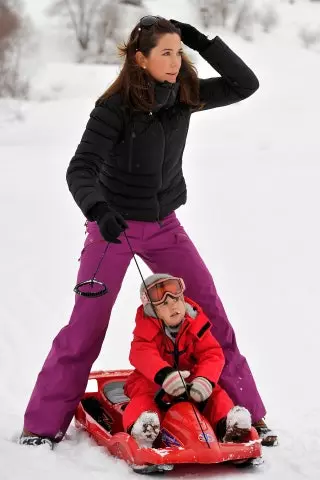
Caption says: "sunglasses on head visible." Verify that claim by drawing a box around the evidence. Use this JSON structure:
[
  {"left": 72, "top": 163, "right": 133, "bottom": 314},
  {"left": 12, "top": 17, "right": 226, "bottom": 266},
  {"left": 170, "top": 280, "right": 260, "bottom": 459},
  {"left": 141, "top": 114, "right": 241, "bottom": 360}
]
[
  {"left": 136, "top": 15, "right": 165, "bottom": 51},
  {"left": 139, "top": 15, "right": 164, "bottom": 28},
  {"left": 141, "top": 277, "right": 186, "bottom": 307}
]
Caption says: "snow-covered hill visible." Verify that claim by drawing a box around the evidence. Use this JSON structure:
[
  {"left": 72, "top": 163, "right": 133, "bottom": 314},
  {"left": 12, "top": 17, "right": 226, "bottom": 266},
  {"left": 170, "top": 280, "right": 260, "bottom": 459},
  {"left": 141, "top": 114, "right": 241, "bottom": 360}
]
[{"left": 1, "top": 1, "right": 320, "bottom": 479}]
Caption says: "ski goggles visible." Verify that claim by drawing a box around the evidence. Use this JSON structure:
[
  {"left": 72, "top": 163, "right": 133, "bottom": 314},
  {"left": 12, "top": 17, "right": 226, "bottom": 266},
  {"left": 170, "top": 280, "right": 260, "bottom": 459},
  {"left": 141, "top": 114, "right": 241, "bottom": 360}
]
[{"left": 141, "top": 277, "right": 186, "bottom": 306}]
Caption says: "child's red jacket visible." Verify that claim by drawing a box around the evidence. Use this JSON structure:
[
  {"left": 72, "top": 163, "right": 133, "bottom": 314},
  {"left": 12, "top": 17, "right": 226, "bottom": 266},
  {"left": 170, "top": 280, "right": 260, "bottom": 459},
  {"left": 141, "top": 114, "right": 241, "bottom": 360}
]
[{"left": 124, "top": 297, "right": 225, "bottom": 398}]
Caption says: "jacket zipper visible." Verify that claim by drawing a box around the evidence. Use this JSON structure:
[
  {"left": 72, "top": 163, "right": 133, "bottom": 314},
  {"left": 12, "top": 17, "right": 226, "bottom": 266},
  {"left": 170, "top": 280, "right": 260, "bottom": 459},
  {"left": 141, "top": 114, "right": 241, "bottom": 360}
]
[
  {"left": 128, "top": 111, "right": 166, "bottom": 222},
  {"left": 168, "top": 322, "right": 190, "bottom": 369},
  {"left": 128, "top": 128, "right": 136, "bottom": 173},
  {"left": 157, "top": 114, "right": 166, "bottom": 223}
]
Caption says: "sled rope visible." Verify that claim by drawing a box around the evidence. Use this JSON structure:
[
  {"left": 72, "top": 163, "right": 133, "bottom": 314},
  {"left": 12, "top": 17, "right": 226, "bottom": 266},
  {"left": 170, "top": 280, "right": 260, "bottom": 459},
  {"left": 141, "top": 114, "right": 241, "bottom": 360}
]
[
  {"left": 123, "top": 231, "right": 212, "bottom": 449},
  {"left": 73, "top": 242, "right": 110, "bottom": 297},
  {"left": 92, "top": 242, "right": 110, "bottom": 279}
]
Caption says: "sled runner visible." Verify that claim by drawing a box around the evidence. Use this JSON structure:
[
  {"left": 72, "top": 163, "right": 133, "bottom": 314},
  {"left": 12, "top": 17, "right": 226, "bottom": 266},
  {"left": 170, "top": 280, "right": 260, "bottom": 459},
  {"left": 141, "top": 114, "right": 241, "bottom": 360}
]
[{"left": 74, "top": 369, "right": 262, "bottom": 474}]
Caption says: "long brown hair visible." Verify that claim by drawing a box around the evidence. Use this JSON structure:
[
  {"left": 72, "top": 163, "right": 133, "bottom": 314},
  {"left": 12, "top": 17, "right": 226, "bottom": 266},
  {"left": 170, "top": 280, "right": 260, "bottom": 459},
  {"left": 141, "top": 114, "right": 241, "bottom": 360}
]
[{"left": 97, "top": 17, "right": 201, "bottom": 111}]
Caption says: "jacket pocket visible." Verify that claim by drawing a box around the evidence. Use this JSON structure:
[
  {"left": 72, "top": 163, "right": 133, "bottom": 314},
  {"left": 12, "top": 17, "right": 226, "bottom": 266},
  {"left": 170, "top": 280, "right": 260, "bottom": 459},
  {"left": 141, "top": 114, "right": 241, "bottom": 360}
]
[{"left": 77, "top": 226, "right": 105, "bottom": 261}]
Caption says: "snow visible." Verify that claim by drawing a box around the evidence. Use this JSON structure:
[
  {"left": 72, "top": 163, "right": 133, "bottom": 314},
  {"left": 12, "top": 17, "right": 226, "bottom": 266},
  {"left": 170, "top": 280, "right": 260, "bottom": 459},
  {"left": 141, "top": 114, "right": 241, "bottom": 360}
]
[{"left": 1, "top": 0, "right": 320, "bottom": 479}]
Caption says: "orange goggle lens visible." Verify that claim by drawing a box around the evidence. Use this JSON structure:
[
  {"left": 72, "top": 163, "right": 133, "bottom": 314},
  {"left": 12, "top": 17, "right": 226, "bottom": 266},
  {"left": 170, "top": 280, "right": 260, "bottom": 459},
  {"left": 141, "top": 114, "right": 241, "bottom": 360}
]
[{"left": 142, "top": 278, "right": 185, "bottom": 306}]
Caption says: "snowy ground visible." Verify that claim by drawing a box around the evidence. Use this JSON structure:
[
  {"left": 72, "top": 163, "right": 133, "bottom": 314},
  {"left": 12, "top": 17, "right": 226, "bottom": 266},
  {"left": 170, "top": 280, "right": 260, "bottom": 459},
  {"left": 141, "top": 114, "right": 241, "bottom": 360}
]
[{"left": 1, "top": 1, "right": 320, "bottom": 479}]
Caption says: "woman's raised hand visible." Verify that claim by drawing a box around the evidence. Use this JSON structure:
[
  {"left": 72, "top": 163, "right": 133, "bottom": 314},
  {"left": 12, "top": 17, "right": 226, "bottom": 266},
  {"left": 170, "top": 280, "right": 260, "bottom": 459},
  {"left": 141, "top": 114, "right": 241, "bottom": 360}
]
[{"left": 170, "top": 19, "right": 211, "bottom": 53}]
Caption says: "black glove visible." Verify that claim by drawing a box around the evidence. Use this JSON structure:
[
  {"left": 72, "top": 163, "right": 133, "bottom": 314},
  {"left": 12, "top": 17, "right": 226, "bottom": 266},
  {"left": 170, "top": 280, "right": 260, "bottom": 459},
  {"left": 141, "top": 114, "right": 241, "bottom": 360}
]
[
  {"left": 170, "top": 19, "right": 211, "bottom": 53},
  {"left": 88, "top": 203, "right": 128, "bottom": 244}
]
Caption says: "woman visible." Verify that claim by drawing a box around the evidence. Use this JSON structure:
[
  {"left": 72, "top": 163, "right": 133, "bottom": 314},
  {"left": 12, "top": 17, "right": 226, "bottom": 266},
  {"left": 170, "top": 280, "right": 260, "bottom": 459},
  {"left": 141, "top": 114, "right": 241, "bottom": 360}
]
[{"left": 20, "top": 16, "right": 276, "bottom": 449}]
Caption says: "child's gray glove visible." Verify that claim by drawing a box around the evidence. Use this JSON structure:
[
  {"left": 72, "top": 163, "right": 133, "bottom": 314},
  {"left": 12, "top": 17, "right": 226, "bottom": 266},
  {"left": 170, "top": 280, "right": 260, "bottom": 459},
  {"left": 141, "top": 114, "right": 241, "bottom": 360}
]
[
  {"left": 190, "top": 377, "right": 213, "bottom": 402},
  {"left": 162, "top": 370, "right": 190, "bottom": 396}
]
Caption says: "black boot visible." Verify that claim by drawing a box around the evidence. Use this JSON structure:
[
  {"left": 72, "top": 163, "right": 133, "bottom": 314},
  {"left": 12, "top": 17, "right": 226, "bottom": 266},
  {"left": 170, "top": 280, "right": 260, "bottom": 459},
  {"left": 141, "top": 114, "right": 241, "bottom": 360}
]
[
  {"left": 253, "top": 418, "right": 278, "bottom": 446},
  {"left": 19, "top": 432, "right": 54, "bottom": 450}
]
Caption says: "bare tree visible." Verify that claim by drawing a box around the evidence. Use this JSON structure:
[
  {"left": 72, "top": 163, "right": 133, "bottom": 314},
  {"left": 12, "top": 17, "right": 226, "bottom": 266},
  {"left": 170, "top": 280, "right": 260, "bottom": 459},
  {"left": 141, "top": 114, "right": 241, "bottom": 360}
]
[
  {"left": 0, "top": 2, "right": 19, "bottom": 42},
  {"left": 233, "top": 0, "right": 254, "bottom": 38},
  {"left": 47, "top": 0, "right": 107, "bottom": 51},
  {"left": 96, "top": 2, "right": 119, "bottom": 55},
  {"left": 0, "top": 0, "right": 30, "bottom": 97},
  {"left": 199, "top": 6, "right": 212, "bottom": 29},
  {"left": 299, "top": 25, "right": 320, "bottom": 49},
  {"left": 256, "top": 4, "right": 278, "bottom": 34},
  {"left": 218, "top": 0, "right": 235, "bottom": 27},
  {"left": 196, "top": 0, "right": 237, "bottom": 29},
  {"left": 119, "top": 0, "right": 142, "bottom": 4}
]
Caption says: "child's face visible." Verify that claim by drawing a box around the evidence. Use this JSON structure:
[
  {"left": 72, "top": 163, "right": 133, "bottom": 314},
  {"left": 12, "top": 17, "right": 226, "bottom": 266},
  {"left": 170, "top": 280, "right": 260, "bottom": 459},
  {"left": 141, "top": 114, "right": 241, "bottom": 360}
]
[{"left": 154, "top": 295, "right": 186, "bottom": 327}]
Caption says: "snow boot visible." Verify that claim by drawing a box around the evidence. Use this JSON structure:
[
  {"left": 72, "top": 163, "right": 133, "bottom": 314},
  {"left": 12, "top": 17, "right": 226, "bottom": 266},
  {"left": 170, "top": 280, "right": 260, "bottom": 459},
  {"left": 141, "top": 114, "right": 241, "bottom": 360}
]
[
  {"left": 253, "top": 418, "right": 278, "bottom": 446},
  {"left": 19, "top": 430, "right": 54, "bottom": 449},
  {"left": 223, "top": 406, "right": 252, "bottom": 443},
  {"left": 131, "top": 411, "right": 160, "bottom": 448}
]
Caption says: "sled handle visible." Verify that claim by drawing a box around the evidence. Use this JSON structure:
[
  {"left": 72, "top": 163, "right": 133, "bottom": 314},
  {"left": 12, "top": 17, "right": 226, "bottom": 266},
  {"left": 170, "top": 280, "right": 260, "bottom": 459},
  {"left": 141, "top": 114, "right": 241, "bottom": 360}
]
[{"left": 73, "top": 279, "right": 108, "bottom": 298}]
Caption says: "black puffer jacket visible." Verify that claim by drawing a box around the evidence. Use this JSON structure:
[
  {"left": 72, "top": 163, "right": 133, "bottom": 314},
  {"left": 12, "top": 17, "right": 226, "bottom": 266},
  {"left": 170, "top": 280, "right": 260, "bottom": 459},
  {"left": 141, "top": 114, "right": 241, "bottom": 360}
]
[{"left": 66, "top": 36, "right": 259, "bottom": 222}]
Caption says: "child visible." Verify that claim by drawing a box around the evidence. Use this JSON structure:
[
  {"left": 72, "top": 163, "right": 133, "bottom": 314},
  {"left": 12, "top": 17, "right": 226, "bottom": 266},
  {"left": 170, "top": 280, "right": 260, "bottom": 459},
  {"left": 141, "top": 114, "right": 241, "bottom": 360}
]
[{"left": 123, "top": 273, "right": 253, "bottom": 448}]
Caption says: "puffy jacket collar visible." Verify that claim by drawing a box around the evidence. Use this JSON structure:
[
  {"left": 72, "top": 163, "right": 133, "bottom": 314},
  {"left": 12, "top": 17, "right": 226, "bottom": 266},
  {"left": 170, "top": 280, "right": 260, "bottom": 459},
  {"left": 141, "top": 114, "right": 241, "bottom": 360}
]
[{"left": 152, "top": 80, "right": 180, "bottom": 112}]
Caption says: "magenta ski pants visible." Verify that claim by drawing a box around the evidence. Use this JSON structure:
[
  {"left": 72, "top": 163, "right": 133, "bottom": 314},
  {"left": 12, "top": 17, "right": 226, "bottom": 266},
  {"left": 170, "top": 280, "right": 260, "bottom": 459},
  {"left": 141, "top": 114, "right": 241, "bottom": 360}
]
[{"left": 24, "top": 212, "right": 266, "bottom": 439}]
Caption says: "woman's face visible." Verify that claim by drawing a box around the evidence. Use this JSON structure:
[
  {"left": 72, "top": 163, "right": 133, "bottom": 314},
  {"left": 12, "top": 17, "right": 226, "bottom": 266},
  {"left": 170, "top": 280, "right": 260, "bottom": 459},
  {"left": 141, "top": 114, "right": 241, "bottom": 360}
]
[
  {"left": 155, "top": 295, "right": 186, "bottom": 327},
  {"left": 138, "top": 33, "right": 182, "bottom": 83}
]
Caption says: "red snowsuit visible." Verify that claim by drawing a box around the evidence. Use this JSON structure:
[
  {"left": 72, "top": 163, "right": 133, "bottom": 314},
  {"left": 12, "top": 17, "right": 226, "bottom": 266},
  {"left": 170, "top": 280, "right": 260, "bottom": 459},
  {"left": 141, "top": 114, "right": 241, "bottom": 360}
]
[{"left": 123, "top": 297, "right": 234, "bottom": 431}]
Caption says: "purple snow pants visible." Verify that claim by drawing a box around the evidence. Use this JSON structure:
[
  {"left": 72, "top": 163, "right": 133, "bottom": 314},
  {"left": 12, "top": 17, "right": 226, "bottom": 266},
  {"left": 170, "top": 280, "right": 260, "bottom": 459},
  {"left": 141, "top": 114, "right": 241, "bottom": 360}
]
[{"left": 24, "top": 212, "right": 266, "bottom": 439}]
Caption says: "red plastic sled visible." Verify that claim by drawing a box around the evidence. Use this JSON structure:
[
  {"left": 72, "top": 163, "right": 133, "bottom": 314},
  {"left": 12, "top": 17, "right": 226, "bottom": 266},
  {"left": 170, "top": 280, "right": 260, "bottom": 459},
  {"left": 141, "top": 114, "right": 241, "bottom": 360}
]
[{"left": 74, "top": 369, "right": 262, "bottom": 473}]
